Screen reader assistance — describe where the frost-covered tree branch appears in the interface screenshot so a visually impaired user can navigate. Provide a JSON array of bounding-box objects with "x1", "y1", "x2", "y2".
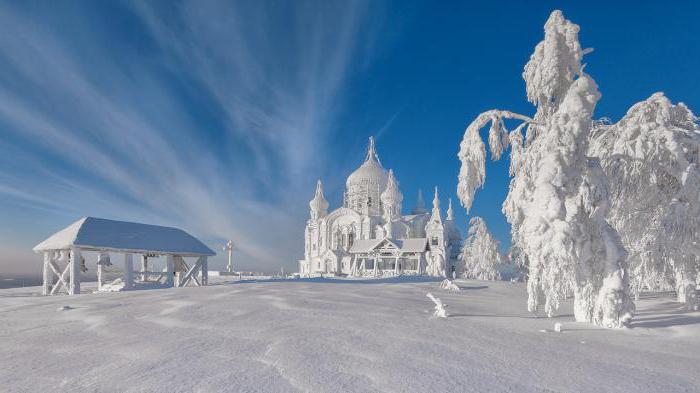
[{"x1": 457, "y1": 111, "x2": 534, "y2": 212}]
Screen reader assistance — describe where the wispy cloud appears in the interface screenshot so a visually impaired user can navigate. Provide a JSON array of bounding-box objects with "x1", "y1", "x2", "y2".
[
  {"x1": 375, "y1": 109, "x2": 403, "y2": 141},
  {"x1": 0, "y1": 1, "x2": 380, "y2": 273}
]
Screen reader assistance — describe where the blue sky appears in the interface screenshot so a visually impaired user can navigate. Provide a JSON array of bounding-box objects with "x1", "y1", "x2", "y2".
[{"x1": 1, "y1": 1, "x2": 699, "y2": 275}]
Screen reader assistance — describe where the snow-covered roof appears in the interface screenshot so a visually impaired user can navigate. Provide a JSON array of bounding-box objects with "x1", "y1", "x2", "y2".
[
  {"x1": 349, "y1": 238, "x2": 385, "y2": 253},
  {"x1": 33, "y1": 217, "x2": 216, "y2": 256},
  {"x1": 349, "y1": 238, "x2": 428, "y2": 253},
  {"x1": 394, "y1": 238, "x2": 428, "y2": 252}
]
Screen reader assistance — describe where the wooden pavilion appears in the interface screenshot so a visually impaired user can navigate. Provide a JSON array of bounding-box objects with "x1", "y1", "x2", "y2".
[{"x1": 33, "y1": 217, "x2": 216, "y2": 295}]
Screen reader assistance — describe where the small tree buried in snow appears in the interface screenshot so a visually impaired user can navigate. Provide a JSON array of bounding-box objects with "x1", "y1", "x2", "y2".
[
  {"x1": 427, "y1": 293, "x2": 449, "y2": 318},
  {"x1": 589, "y1": 93, "x2": 700, "y2": 308},
  {"x1": 456, "y1": 10, "x2": 634, "y2": 328},
  {"x1": 461, "y1": 217, "x2": 503, "y2": 281}
]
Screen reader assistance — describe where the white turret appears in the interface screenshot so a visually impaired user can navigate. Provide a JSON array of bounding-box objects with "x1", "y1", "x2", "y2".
[
  {"x1": 309, "y1": 180, "x2": 329, "y2": 220},
  {"x1": 425, "y1": 187, "x2": 446, "y2": 277},
  {"x1": 381, "y1": 169, "x2": 403, "y2": 239},
  {"x1": 381, "y1": 169, "x2": 403, "y2": 221}
]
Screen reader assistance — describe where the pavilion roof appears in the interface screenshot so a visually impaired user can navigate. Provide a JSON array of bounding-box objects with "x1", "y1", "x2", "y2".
[{"x1": 33, "y1": 217, "x2": 216, "y2": 257}]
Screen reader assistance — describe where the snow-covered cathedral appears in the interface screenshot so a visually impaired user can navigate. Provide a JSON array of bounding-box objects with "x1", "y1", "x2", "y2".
[{"x1": 299, "y1": 137, "x2": 461, "y2": 277}]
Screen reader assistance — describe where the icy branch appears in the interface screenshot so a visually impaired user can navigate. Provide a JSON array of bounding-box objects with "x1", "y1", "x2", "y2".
[{"x1": 457, "y1": 110, "x2": 534, "y2": 211}]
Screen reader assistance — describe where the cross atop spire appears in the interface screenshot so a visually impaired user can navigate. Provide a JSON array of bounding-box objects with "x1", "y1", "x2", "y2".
[
  {"x1": 364, "y1": 136, "x2": 381, "y2": 165},
  {"x1": 432, "y1": 186, "x2": 440, "y2": 210},
  {"x1": 447, "y1": 198, "x2": 454, "y2": 221}
]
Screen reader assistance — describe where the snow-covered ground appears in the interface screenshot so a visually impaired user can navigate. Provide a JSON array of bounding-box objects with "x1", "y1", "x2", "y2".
[{"x1": 1, "y1": 277, "x2": 698, "y2": 392}]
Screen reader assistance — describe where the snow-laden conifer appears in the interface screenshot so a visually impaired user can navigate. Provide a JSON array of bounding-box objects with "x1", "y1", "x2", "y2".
[
  {"x1": 456, "y1": 10, "x2": 634, "y2": 327},
  {"x1": 589, "y1": 93, "x2": 700, "y2": 307},
  {"x1": 460, "y1": 217, "x2": 503, "y2": 281}
]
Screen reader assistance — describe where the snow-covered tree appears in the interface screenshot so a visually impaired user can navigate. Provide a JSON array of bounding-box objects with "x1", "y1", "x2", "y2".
[
  {"x1": 460, "y1": 217, "x2": 503, "y2": 281},
  {"x1": 589, "y1": 93, "x2": 700, "y2": 307},
  {"x1": 508, "y1": 245, "x2": 528, "y2": 282},
  {"x1": 457, "y1": 10, "x2": 634, "y2": 327}
]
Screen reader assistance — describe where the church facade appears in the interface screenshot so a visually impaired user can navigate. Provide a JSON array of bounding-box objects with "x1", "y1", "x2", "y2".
[{"x1": 299, "y1": 137, "x2": 461, "y2": 277}]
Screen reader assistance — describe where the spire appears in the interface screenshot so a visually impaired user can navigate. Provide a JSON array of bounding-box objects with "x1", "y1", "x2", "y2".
[
  {"x1": 412, "y1": 189, "x2": 428, "y2": 214},
  {"x1": 432, "y1": 187, "x2": 440, "y2": 210},
  {"x1": 309, "y1": 179, "x2": 329, "y2": 220},
  {"x1": 430, "y1": 186, "x2": 442, "y2": 224},
  {"x1": 381, "y1": 169, "x2": 403, "y2": 221},
  {"x1": 364, "y1": 136, "x2": 381, "y2": 165},
  {"x1": 447, "y1": 198, "x2": 454, "y2": 221}
]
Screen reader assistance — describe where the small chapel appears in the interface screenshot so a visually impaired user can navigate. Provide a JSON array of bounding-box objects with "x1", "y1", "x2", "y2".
[{"x1": 299, "y1": 137, "x2": 462, "y2": 277}]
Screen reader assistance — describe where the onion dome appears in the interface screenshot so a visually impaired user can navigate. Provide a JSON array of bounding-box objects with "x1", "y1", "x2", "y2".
[
  {"x1": 346, "y1": 136, "x2": 388, "y2": 190},
  {"x1": 309, "y1": 180, "x2": 329, "y2": 220}
]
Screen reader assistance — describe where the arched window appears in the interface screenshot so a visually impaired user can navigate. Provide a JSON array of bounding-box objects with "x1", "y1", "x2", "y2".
[{"x1": 431, "y1": 237, "x2": 439, "y2": 246}]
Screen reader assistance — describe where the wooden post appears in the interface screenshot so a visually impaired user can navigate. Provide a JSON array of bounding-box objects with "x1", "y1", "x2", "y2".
[
  {"x1": 69, "y1": 247, "x2": 81, "y2": 295},
  {"x1": 201, "y1": 256, "x2": 208, "y2": 286},
  {"x1": 165, "y1": 255, "x2": 174, "y2": 287},
  {"x1": 140, "y1": 255, "x2": 148, "y2": 282},
  {"x1": 124, "y1": 253, "x2": 134, "y2": 289},
  {"x1": 97, "y1": 262, "x2": 104, "y2": 291},
  {"x1": 42, "y1": 252, "x2": 52, "y2": 295}
]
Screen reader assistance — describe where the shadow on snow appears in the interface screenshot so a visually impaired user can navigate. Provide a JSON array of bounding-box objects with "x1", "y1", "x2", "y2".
[{"x1": 220, "y1": 276, "x2": 443, "y2": 285}]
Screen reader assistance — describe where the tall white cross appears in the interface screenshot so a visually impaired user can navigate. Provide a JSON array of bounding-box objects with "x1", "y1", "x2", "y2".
[{"x1": 224, "y1": 240, "x2": 235, "y2": 273}]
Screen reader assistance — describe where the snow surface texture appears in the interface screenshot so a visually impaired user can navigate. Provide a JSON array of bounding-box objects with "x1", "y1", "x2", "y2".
[
  {"x1": 1, "y1": 278, "x2": 698, "y2": 392},
  {"x1": 460, "y1": 217, "x2": 503, "y2": 281},
  {"x1": 589, "y1": 93, "x2": 700, "y2": 309},
  {"x1": 457, "y1": 10, "x2": 634, "y2": 327}
]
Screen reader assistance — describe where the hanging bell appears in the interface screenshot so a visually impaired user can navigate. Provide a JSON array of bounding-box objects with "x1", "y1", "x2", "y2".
[
  {"x1": 97, "y1": 252, "x2": 112, "y2": 266},
  {"x1": 57, "y1": 250, "x2": 69, "y2": 263}
]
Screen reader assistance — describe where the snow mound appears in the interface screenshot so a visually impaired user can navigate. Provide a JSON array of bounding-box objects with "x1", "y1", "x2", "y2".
[
  {"x1": 98, "y1": 278, "x2": 126, "y2": 292},
  {"x1": 439, "y1": 279, "x2": 461, "y2": 291}
]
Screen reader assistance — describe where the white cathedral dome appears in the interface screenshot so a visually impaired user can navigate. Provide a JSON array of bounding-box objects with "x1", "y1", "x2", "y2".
[{"x1": 346, "y1": 136, "x2": 388, "y2": 190}]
